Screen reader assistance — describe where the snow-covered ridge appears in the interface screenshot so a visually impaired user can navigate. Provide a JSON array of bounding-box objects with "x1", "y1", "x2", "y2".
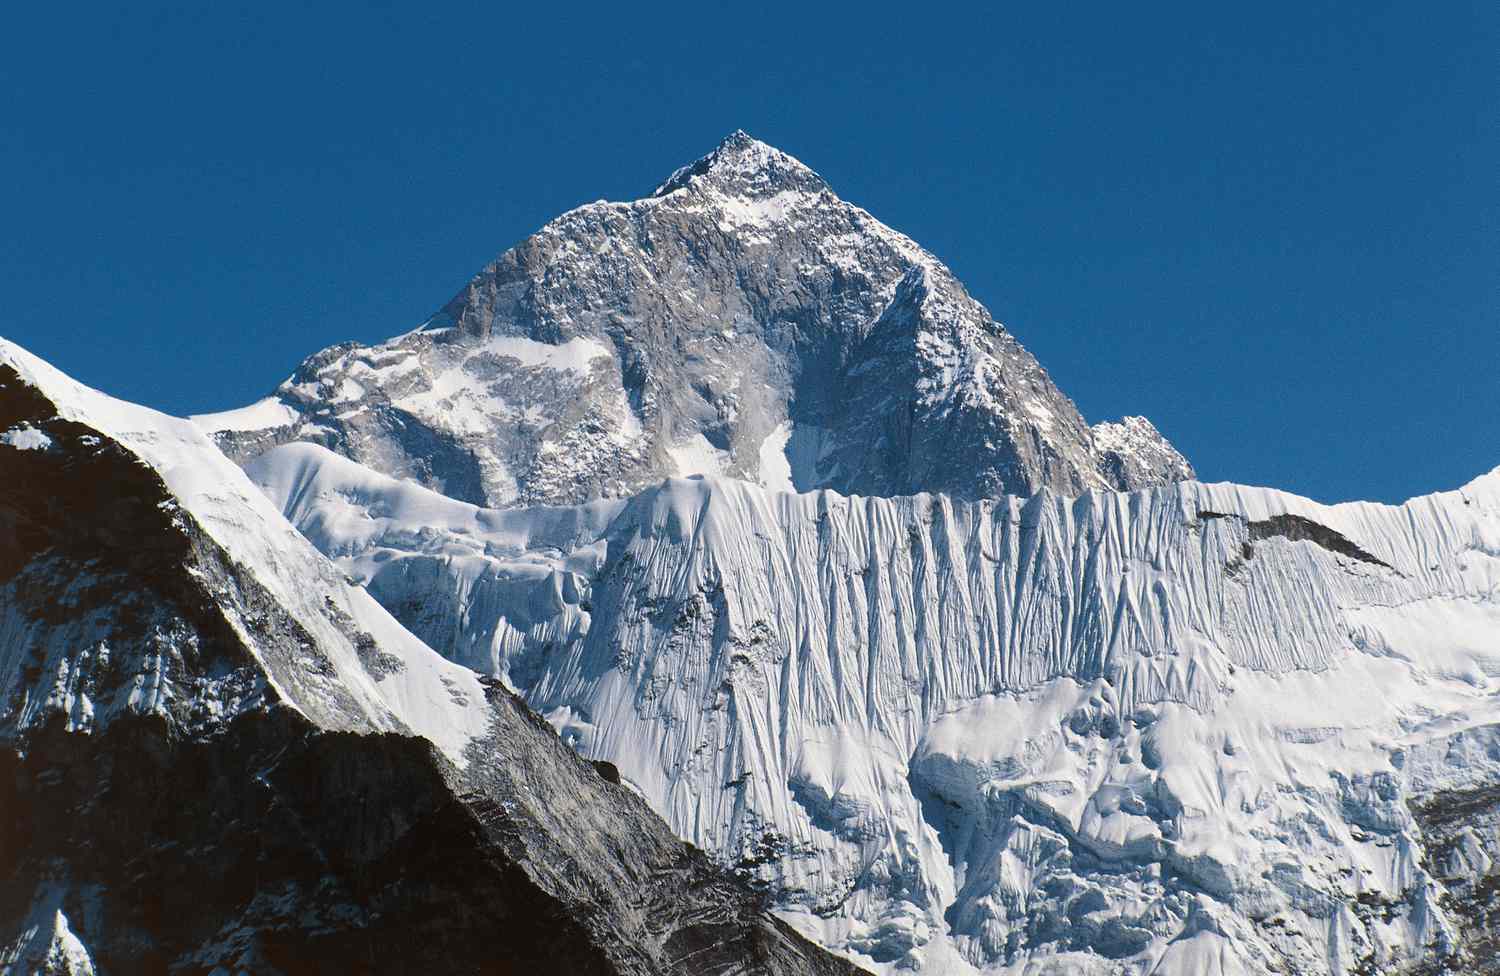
[
  {"x1": 248, "y1": 436, "x2": 1500, "y2": 974},
  {"x1": 0, "y1": 338, "x2": 494, "y2": 765}
]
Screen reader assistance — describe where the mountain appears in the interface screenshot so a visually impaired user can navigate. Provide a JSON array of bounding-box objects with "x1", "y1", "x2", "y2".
[
  {"x1": 247, "y1": 437, "x2": 1500, "y2": 975},
  {"x1": 14, "y1": 130, "x2": 1496, "y2": 976},
  {"x1": 195, "y1": 131, "x2": 1192, "y2": 508},
  {"x1": 0, "y1": 339, "x2": 866, "y2": 976}
]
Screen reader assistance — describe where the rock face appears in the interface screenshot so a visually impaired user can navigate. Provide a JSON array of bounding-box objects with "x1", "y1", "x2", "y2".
[
  {"x1": 197, "y1": 131, "x2": 1192, "y2": 507},
  {"x1": 248, "y1": 436, "x2": 1500, "y2": 975},
  {"x1": 1091, "y1": 415, "x2": 1195, "y2": 490},
  {"x1": 0, "y1": 341, "x2": 866, "y2": 976}
]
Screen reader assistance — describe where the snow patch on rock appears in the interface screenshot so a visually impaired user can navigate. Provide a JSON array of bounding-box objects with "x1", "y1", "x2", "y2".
[{"x1": 0, "y1": 423, "x2": 53, "y2": 451}]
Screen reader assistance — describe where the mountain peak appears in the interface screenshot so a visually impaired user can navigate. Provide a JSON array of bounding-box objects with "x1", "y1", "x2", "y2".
[
  {"x1": 221, "y1": 131, "x2": 1197, "y2": 508},
  {"x1": 652, "y1": 129, "x2": 827, "y2": 198}
]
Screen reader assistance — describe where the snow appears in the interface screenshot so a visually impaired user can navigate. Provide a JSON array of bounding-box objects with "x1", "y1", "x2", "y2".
[
  {"x1": 222, "y1": 129, "x2": 1190, "y2": 514},
  {"x1": 298, "y1": 331, "x2": 628, "y2": 502},
  {"x1": 757, "y1": 421, "x2": 796, "y2": 493},
  {"x1": 1020, "y1": 398, "x2": 1055, "y2": 430},
  {"x1": 666, "y1": 432, "x2": 731, "y2": 479},
  {"x1": 1150, "y1": 927, "x2": 1247, "y2": 976},
  {"x1": 479, "y1": 334, "x2": 612, "y2": 372},
  {"x1": 1091, "y1": 418, "x2": 1135, "y2": 453},
  {"x1": 332, "y1": 377, "x2": 366, "y2": 402},
  {"x1": 652, "y1": 129, "x2": 823, "y2": 198},
  {"x1": 0, "y1": 884, "x2": 96, "y2": 975},
  {"x1": 1092, "y1": 416, "x2": 1195, "y2": 487},
  {"x1": 782, "y1": 423, "x2": 836, "y2": 490},
  {"x1": 189, "y1": 396, "x2": 299, "y2": 433},
  {"x1": 714, "y1": 189, "x2": 813, "y2": 241},
  {"x1": 242, "y1": 441, "x2": 623, "y2": 683},
  {"x1": 125, "y1": 115, "x2": 1486, "y2": 962},
  {"x1": 248, "y1": 435, "x2": 1500, "y2": 974},
  {"x1": 245, "y1": 441, "x2": 622, "y2": 571},
  {"x1": 0, "y1": 424, "x2": 53, "y2": 451}
]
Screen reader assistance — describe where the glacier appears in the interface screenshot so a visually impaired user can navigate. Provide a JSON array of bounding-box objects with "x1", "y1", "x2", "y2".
[{"x1": 247, "y1": 437, "x2": 1500, "y2": 974}]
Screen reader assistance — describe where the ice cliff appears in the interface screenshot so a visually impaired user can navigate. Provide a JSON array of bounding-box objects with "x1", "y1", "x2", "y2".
[{"x1": 250, "y1": 438, "x2": 1500, "y2": 974}]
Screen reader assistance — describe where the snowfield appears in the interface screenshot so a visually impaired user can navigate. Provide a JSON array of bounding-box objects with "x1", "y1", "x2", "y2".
[{"x1": 247, "y1": 434, "x2": 1500, "y2": 975}]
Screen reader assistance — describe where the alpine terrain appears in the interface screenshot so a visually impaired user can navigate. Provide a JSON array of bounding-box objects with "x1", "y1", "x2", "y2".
[
  {"x1": 0, "y1": 340, "x2": 864, "y2": 975},
  {"x1": 5, "y1": 132, "x2": 1496, "y2": 975}
]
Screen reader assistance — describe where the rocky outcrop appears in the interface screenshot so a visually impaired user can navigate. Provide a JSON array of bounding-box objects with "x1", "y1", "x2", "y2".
[
  {"x1": 1404, "y1": 724, "x2": 1500, "y2": 975},
  {"x1": 1092, "y1": 415, "x2": 1195, "y2": 491}
]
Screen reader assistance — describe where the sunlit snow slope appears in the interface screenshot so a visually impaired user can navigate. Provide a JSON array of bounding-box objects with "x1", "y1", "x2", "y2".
[
  {"x1": 250, "y1": 438, "x2": 1500, "y2": 975},
  {"x1": 0, "y1": 340, "x2": 495, "y2": 758}
]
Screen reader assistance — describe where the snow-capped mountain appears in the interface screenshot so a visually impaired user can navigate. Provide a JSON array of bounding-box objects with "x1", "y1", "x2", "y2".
[
  {"x1": 196, "y1": 131, "x2": 1192, "y2": 508},
  {"x1": 0, "y1": 339, "x2": 864, "y2": 975},
  {"x1": 247, "y1": 437, "x2": 1500, "y2": 975},
  {"x1": 11, "y1": 130, "x2": 1496, "y2": 976}
]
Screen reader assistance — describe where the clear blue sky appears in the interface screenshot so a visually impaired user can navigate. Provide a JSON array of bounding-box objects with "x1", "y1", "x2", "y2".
[{"x1": 3, "y1": 3, "x2": 1495, "y2": 503}]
